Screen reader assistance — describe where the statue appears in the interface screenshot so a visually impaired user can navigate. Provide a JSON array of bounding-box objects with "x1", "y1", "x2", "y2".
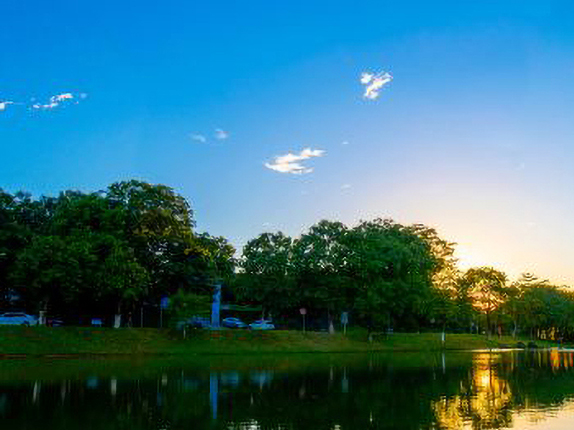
[{"x1": 211, "y1": 283, "x2": 221, "y2": 329}]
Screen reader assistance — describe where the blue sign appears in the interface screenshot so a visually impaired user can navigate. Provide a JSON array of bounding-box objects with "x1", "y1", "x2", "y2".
[{"x1": 160, "y1": 296, "x2": 170, "y2": 309}]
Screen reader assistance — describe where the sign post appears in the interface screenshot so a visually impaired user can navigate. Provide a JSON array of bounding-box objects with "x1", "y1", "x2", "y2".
[
  {"x1": 300, "y1": 308, "x2": 307, "y2": 333},
  {"x1": 160, "y1": 296, "x2": 169, "y2": 328}
]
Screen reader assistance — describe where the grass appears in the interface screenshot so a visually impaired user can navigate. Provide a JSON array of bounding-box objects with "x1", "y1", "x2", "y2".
[{"x1": 0, "y1": 326, "x2": 549, "y2": 357}]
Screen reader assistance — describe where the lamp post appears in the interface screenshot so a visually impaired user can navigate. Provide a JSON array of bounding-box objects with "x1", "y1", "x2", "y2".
[{"x1": 300, "y1": 308, "x2": 307, "y2": 333}]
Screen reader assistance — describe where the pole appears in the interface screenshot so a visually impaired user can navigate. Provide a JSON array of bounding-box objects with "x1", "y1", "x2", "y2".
[
  {"x1": 140, "y1": 307, "x2": 143, "y2": 328},
  {"x1": 160, "y1": 307, "x2": 163, "y2": 329},
  {"x1": 303, "y1": 314, "x2": 306, "y2": 333}
]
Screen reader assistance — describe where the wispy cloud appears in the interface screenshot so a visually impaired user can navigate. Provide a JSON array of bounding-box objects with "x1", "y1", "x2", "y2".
[
  {"x1": 190, "y1": 128, "x2": 230, "y2": 143},
  {"x1": 31, "y1": 92, "x2": 87, "y2": 110},
  {"x1": 265, "y1": 147, "x2": 325, "y2": 175},
  {"x1": 341, "y1": 140, "x2": 350, "y2": 146},
  {"x1": 360, "y1": 71, "x2": 392, "y2": 100},
  {"x1": 1, "y1": 92, "x2": 87, "y2": 115},
  {"x1": 341, "y1": 184, "x2": 352, "y2": 190},
  {"x1": 190, "y1": 134, "x2": 207, "y2": 143},
  {"x1": 214, "y1": 128, "x2": 229, "y2": 140}
]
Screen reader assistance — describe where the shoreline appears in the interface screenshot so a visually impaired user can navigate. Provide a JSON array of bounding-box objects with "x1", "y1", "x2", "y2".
[{"x1": 0, "y1": 326, "x2": 554, "y2": 357}]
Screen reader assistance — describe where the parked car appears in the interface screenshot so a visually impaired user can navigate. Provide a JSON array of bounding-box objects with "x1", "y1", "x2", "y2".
[
  {"x1": 222, "y1": 317, "x2": 247, "y2": 329},
  {"x1": 0, "y1": 312, "x2": 38, "y2": 326},
  {"x1": 47, "y1": 317, "x2": 64, "y2": 327},
  {"x1": 189, "y1": 316, "x2": 211, "y2": 329},
  {"x1": 249, "y1": 319, "x2": 275, "y2": 330},
  {"x1": 177, "y1": 315, "x2": 210, "y2": 330}
]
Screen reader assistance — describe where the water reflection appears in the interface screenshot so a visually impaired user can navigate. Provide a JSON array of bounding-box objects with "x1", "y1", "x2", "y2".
[
  {"x1": 2, "y1": 350, "x2": 574, "y2": 429},
  {"x1": 434, "y1": 353, "x2": 513, "y2": 429}
]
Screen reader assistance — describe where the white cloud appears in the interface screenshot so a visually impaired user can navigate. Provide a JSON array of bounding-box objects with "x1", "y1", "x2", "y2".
[
  {"x1": 341, "y1": 184, "x2": 352, "y2": 190},
  {"x1": 191, "y1": 134, "x2": 207, "y2": 143},
  {"x1": 361, "y1": 71, "x2": 393, "y2": 100},
  {"x1": 300, "y1": 148, "x2": 324, "y2": 158},
  {"x1": 214, "y1": 128, "x2": 229, "y2": 140},
  {"x1": 0, "y1": 101, "x2": 13, "y2": 111},
  {"x1": 51, "y1": 93, "x2": 74, "y2": 103},
  {"x1": 31, "y1": 92, "x2": 86, "y2": 110},
  {"x1": 360, "y1": 72, "x2": 374, "y2": 84},
  {"x1": 32, "y1": 102, "x2": 59, "y2": 110},
  {"x1": 265, "y1": 161, "x2": 313, "y2": 174},
  {"x1": 265, "y1": 147, "x2": 325, "y2": 175},
  {"x1": 341, "y1": 141, "x2": 350, "y2": 146}
]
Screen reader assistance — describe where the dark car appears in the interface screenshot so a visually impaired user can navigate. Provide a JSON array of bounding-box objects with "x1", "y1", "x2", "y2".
[
  {"x1": 47, "y1": 318, "x2": 64, "y2": 327},
  {"x1": 177, "y1": 316, "x2": 211, "y2": 330}
]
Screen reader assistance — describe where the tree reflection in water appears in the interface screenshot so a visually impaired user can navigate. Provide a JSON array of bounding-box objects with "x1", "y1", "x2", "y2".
[{"x1": 0, "y1": 351, "x2": 573, "y2": 429}]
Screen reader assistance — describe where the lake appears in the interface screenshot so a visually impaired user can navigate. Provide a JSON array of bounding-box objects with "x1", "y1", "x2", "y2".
[{"x1": 1, "y1": 349, "x2": 574, "y2": 429}]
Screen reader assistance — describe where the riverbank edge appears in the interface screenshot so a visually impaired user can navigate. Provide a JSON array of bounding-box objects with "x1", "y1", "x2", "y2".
[{"x1": 0, "y1": 327, "x2": 555, "y2": 357}]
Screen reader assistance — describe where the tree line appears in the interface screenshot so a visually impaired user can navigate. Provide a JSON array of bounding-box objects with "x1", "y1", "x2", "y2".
[
  {"x1": 1, "y1": 180, "x2": 573, "y2": 339},
  {"x1": 0, "y1": 180, "x2": 234, "y2": 326}
]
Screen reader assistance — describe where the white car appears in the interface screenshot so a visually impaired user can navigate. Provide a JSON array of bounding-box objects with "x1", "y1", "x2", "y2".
[
  {"x1": 249, "y1": 319, "x2": 275, "y2": 330},
  {"x1": 0, "y1": 312, "x2": 38, "y2": 326}
]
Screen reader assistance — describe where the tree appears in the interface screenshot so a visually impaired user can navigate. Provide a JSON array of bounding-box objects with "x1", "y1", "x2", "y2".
[
  {"x1": 167, "y1": 290, "x2": 212, "y2": 329},
  {"x1": 292, "y1": 221, "x2": 350, "y2": 333},
  {"x1": 0, "y1": 189, "x2": 59, "y2": 307},
  {"x1": 347, "y1": 219, "x2": 437, "y2": 333},
  {"x1": 460, "y1": 267, "x2": 508, "y2": 337},
  {"x1": 192, "y1": 233, "x2": 236, "y2": 286},
  {"x1": 107, "y1": 180, "x2": 194, "y2": 238},
  {"x1": 106, "y1": 180, "x2": 196, "y2": 313},
  {"x1": 237, "y1": 232, "x2": 295, "y2": 318},
  {"x1": 503, "y1": 273, "x2": 548, "y2": 338},
  {"x1": 10, "y1": 231, "x2": 149, "y2": 322}
]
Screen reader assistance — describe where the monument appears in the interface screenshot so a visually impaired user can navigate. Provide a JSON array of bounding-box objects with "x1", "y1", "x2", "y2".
[{"x1": 211, "y1": 283, "x2": 221, "y2": 329}]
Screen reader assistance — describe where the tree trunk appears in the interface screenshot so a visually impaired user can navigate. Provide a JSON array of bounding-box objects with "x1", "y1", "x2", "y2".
[
  {"x1": 328, "y1": 317, "x2": 335, "y2": 334},
  {"x1": 114, "y1": 302, "x2": 122, "y2": 328},
  {"x1": 328, "y1": 309, "x2": 335, "y2": 334}
]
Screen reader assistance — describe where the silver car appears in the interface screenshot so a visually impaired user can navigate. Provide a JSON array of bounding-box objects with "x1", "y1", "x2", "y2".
[{"x1": 0, "y1": 312, "x2": 38, "y2": 326}]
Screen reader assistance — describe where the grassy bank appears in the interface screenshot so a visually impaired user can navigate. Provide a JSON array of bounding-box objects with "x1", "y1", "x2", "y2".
[{"x1": 0, "y1": 326, "x2": 544, "y2": 356}]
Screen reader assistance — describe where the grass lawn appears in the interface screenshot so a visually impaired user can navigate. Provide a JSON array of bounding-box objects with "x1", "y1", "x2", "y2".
[{"x1": 0, "y1": 326, "x2": 553, "y2": 356}]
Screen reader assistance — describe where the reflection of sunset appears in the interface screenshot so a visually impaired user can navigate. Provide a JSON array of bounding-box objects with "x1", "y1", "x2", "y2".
[{"x1": 433, "y1": 353, "x2": 512, "y2": 430}]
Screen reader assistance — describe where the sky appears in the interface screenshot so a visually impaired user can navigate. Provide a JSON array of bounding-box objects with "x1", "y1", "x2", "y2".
[{"x1": 2, "y1": 0, "x2": 574, "y2": 284}]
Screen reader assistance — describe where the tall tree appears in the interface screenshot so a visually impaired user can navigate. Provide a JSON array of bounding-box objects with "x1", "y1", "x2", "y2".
[
  {"x1": 347, "y1": 219, "x2": 437, "y2": 332},
  {"x1": 460, "y1": 267, "x2": 508, "y2": 337},
  {"x1": 238, "y1": 232, "x2": 295, "y2": 317},
  {"x1": 292, "y1": 221, "x2": 350, "y2": 333},
  {"x1": 107, "y1": 180, "x2": 196, "y2": 306}
]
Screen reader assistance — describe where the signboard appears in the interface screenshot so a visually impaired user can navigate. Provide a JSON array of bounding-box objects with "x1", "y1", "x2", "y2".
[
  {"x1": 300, "y1": 308, "x2": 307, "y2": 315},
  {"x1": 341, "y1": 312, "x2": 349, "y2": 325},
  {"x1": 160, "y1": 296, "x2": 170, "y2": 310}
]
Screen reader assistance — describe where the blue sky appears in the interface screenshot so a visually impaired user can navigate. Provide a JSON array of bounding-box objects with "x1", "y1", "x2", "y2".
[{"x1": 2, "y1": 0, "x2": 574, "y2": 283}]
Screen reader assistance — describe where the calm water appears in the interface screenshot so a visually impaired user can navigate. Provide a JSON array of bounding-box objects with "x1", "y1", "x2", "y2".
[{"x1": 2, "y1": 350, "x2": 574, "y2": 429}]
